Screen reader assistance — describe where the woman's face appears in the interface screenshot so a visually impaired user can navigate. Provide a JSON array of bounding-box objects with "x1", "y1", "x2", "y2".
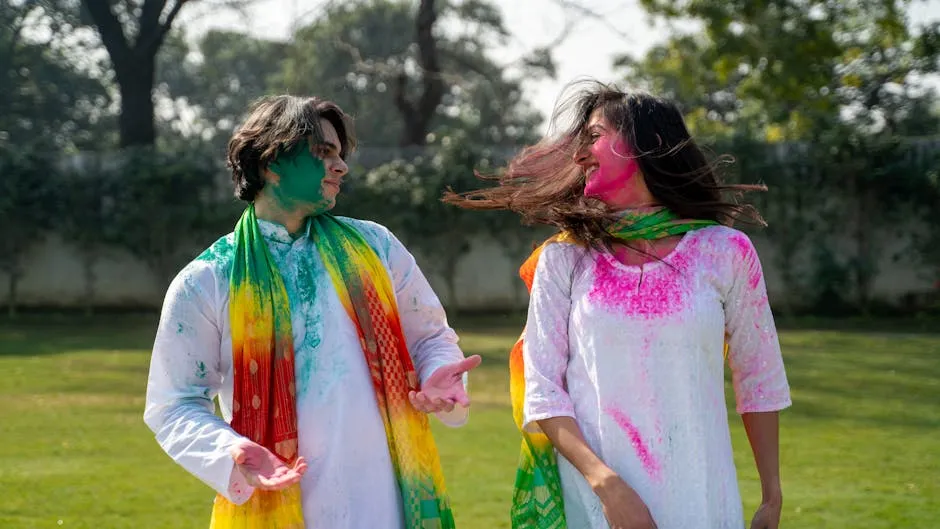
[{"x1": 573, "y1": 108, "x2": 650, "y2": 208}]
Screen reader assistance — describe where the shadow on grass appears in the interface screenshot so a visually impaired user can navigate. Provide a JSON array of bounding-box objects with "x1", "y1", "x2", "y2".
[
  {"x1": 775, "y1": 314, "x2": 940, "y2": 334},
  {"x1": 451, "y1": 310, "x2": 940, "y2": 335},
  {"x1": 751, "y1": 330, "x2": 940, "y2": 431},
  {"x1": 0, "y1": 313, "x2": 159, "y2": 357}
]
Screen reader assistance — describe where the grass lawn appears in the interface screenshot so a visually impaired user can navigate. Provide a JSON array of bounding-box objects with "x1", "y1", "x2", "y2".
[{"x1": 0, "y1": 313, "x2": 937, "y2": 528}]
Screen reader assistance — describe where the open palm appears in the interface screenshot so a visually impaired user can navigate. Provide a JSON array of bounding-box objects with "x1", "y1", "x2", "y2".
[
  {"x1": 408, "y1": 355, "x2": 481, "y2": 413},
  {"x1": 231, "y1": 440, "x2": 308, "y2": 491}
]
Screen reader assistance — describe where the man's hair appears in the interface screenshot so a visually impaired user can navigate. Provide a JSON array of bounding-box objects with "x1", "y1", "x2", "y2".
[{"x1": 227, "y1": 95, "x2": 357, "y2": 201}]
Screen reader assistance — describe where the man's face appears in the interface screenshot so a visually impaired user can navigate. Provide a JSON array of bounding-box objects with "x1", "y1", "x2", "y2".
[
  {"x1": 311, "y1": 118, "x2": 348, "y2": 205},
  {"x1": 266, "y1": 118, "x2": 349, "y2": 215}
]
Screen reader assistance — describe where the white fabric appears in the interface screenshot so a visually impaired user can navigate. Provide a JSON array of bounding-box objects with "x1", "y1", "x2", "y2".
[
  {"x1": 522, "y1": 225, "x2": 791, "y2": 529},
  {"x1": 144, "y1": 217, "x2": 467, "y2": 528}
]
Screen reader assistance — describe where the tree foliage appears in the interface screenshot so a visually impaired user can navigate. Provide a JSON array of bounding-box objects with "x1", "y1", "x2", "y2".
[
  {"x1": 0, "y1": 144, "x2": 61, "y2": 316},
  {"x1": 0, "y1": 0, "x2": 112, "y2": 150},
  {"x1": 623, "y1": 0, "x2": 940, "y2": 140},
  {"x1": 278, "y1": 0, "x2": 546, "y2": 148}
]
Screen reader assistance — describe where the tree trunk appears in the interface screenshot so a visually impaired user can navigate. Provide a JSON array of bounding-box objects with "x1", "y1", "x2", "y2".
[
  {"x1": 82, "y1": 248, "x2": 96, "y2": 317},
  {"x1": 116, "y1": 59, "x2": 157, "y2": 147},
  {"x1": 855, "y1": 186, "x2": 876, "y2": 312},
  {"x1": 82, "y1": 0, "x2": 184, "y2": 148},
  {"x1": 7, "y1": 271, "x2": 16, "y2": 318},
  {"x1": 394, "y1": 0, "x2": 444, "y2": 147},
  {"x1": 401, "y1": 110, "x2": 431, "y2": 147},
  {"x1": 444, "y1": 253, "x2": 460, "y2": 317}
]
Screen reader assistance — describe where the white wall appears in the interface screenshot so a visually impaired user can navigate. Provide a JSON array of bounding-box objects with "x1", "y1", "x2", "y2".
[{"x1": 2, "y1": 230, "x2": 934, "y2": 312}]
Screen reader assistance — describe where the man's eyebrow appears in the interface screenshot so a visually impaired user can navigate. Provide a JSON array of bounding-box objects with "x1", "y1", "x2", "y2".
[{"x1": 315, "y1": 140, "x2": 341, "y2": 152}]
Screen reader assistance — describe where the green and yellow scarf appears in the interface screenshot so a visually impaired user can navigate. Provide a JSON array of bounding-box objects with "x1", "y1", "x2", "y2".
[
  {"x1": 209, "y1": 205, "x2": 455, "y2": 529},
  {"x1": 509, "y1": 207, "x2": 717, "y2": 528}
]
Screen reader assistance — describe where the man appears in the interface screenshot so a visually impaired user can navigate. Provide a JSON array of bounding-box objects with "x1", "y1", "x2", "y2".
[{"x1": 144, "y1": 95, "x2": 480, "y2": 528}]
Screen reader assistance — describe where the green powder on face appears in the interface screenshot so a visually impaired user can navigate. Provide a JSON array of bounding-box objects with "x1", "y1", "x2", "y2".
[{"x1": 268, "y1": 140, "x2": 332, "y2": 214}]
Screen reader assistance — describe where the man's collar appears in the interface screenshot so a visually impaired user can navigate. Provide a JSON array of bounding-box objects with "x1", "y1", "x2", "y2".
[{"x1": 256, "y1": 217, "x2": 312, "y2": 244}]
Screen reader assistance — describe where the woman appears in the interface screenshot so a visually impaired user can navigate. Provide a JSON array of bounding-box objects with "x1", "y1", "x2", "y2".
[{"x1": 445, "y1": 82, "x2": 791, "y2": 529}]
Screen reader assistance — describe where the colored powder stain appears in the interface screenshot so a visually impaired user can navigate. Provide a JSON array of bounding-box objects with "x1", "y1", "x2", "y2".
[
  {"x1": 640, "y1": 332, "x2": 652, "y2": 359},
  {"x1": 294, "y1": 348, "x2": 316, "y2": 400},
  {"x1": 267, "y1": 239, "x2": 291, "y2": 262},
  {"x1": 279, "y1": 248, "x2": 342, "y2": 402},
  {"x1": 604, "y1": 406, "x2": 662, "y2": 481},
  {"x1": 583, "y1": 135, "x2": 641, "y2": 205},
  {"x1": 284, "y1": 250, "x2": 322, "y2": 399},
  {"x1": 195, "y1": 361, "x2": 207, "y2": 379},
  {"x1": 343, "y1": 218, "x2": 391, "y2": 259},
  {"x1": 268, "y1": 143, "x2": 329, "y2": 213},
  {"x1": 287, "y1": 252, "x2": 320, "y2": 322},
  {"x1": 294, "y1": 320, "x2": 325, "y2": 401},
  {"x1": 177, "y1": 322, "x2": 185, "y2": 335},
  {"x1": 196, "y1": 234, "x2": 235, "y2": 265},
  {"x1": 728, "y1": 232, "x2": 762, "y2": 289},
  {"x1": 172, "y1": 271, "x2": 204, "y2": 304},
  {"x1": 588, "y1": 255, "x2": 686, "y2": 318}
]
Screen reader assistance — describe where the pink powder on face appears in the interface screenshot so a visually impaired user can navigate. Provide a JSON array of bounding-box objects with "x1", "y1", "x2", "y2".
[
  {"x1": 584, "y1": 136, "x2": 642, "y2": 205},
  {"x1": 589, "y1": 253, "x2": 687, "y2": 318},
  {"x1": 604, "y1": 406, "x2": 662, "y2": 481}
]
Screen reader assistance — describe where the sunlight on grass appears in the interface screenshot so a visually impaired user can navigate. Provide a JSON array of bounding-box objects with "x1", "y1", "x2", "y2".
[{"x1": 0, "y1": 315, "x2": 937, "y2": 528}]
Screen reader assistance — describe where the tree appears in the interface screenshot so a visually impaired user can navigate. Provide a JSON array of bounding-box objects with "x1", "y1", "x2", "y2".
[
  {"x1": 0, "y1": 146, "x2": 60, "y2": 317},
  {"x1": 621, "y1": 0, "x2": 940, "y2": 311},
  {"x1": 339, "y1": 132, "x2": 500, "y2": 312},
  {"x1": 818, "y1": 129, "x2": 940, "y2": 311},
  {"x1": 157, "y1": 29, "x2": 288, "y2": 145},
  {"x1": 59, "y1": 157, "x2": 117, "y2": 316},
  {"x1": 0, "y1": 0, "x2": 112, "y2": 150},
  {"x1": 56, "y1": 0, "x2": 258, "y2": 147},
  {"x1": 623, "y1": 0, "x2": 940, "y2": 141},
  {"x1": 80, "y1": 0, "x2": 193, "y2": 146},
  {"x1": 105, "y1": 147, "x2": 237, "y2": 285},
  {"x1": 396, "y1": 0, "x2": 443, "y2": 147},
  {"x1": 615, "y1": 35, "x2": 750, "y2": 139},
  {"x1": 278, "y1": 0, "x2": 547, "y2": 148}
]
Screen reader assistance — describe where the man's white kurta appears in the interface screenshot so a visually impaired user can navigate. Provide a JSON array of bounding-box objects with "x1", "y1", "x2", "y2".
[{"x1": 144, "y1": 217, "x2": 467, "y2": 528}]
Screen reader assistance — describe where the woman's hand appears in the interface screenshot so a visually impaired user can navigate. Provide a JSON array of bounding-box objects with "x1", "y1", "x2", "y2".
[{"x1": 590, "y1": 470, "x2": 658, "y2": 529}]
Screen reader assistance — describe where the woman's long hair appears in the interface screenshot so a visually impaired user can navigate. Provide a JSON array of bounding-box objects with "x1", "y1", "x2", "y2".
[{"x1": 443, "y1": 80, "x2": 766, "y2": 250}]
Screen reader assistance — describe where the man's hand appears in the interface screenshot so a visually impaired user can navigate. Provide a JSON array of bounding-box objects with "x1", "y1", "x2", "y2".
[
  {"x1": 231, "y1": 440, "x2": 307, "y2": 490},
  {"x1": 408, "y1": 355, "x2": 482, "y2": 413}
]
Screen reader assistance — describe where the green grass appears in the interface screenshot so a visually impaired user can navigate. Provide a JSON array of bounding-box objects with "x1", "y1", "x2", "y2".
[{"x1": 1, "y1": 314, "x2": 938, "y2": 528}]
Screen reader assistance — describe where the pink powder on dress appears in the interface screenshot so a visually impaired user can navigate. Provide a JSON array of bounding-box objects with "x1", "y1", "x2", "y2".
[
  {"x1": 728, "y1": 232, "x2": 762, "y2": 289},
  {"x1": 588, "y1": 242, "x2": 695, "y2": 318},
  {"x1": 604, "y1": 406, "x2": 662, "y2": 482}
]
